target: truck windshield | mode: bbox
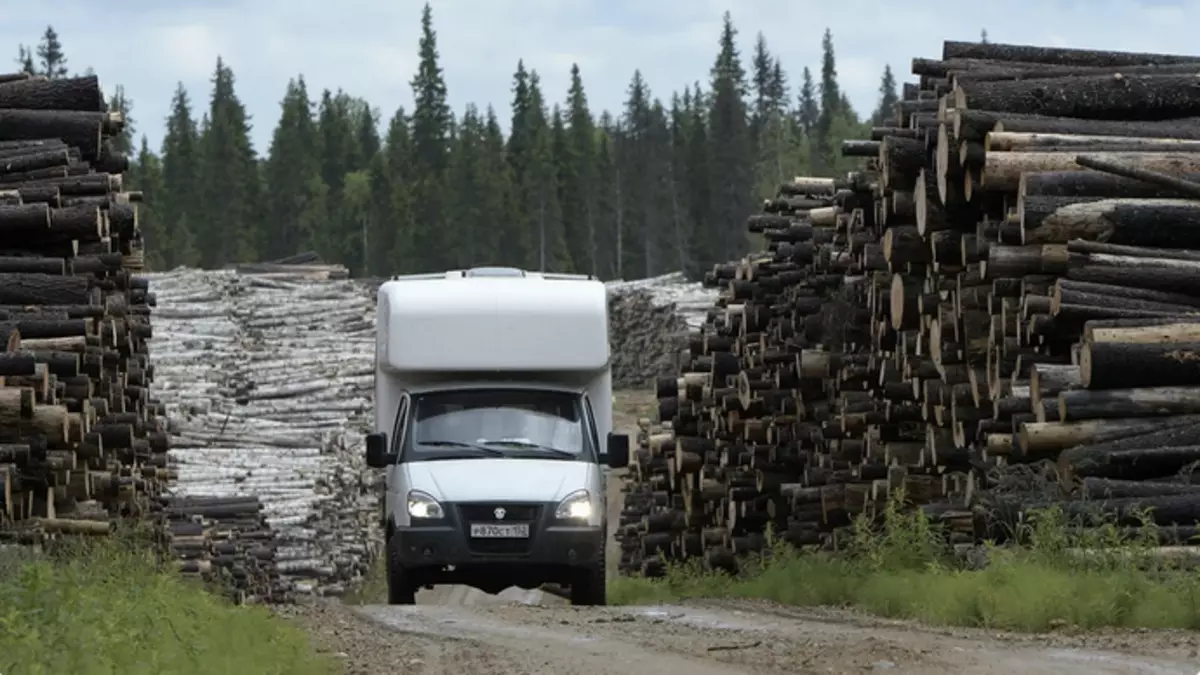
[404,389,591,461]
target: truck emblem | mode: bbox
[494,507,506,520]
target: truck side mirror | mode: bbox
[365,432,395,468]
[604,432,630,469]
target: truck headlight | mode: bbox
[555,490,593,521]
[406,490,445,520]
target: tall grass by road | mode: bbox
[610,499,1200,632]
[0,533,337,675]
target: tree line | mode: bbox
[17,11,901,281]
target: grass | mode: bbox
[608,497,1200,633]
[0,530,339,675]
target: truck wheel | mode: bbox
[386,533,416,605]
[569,562,607,606]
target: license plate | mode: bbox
[470,523,530,538]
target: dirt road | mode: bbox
[288,598,1198,675]
[288,390,1197,674]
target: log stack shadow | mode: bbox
[618,40,1200,576]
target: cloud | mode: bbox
[2,0,1199,154]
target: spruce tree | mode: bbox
[871,65,899,126]
[14,46,34,74]
[706,12,754,266]
[815,28,840,174]
[129,137,168,270]
[561,64,598,275]
[159,83,202,268]
[106,86,135,155]
[264,77,321,259]
[196,58,260,266]
[482,106,527,267]
[524,72,571,272]
[35,26,67,78]
[408,2,453,271]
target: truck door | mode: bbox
[581,393,606,517]
[384,393,411,526]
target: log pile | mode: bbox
[607,273,719,388]
[617,41,1200,576]
[0,72,174,544]
[149,267,381,599]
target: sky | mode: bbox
[1,0,1196,156]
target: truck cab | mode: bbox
[364,267,630,606]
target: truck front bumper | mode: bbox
[391,501,604,569]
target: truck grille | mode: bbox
[457,503,541,522]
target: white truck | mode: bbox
[365,266,631,606]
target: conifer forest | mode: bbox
[15,6,900,281]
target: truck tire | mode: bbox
[569,549,607,606]
[386,532,416,605]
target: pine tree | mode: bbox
[35,26,67,78]
[408,2,453,271]
[871,65,899,126]
[796,67,819,138]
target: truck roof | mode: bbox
[377,268,610,373]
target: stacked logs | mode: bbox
[618,40,1200,576]
[0,72,279,603]
[0,72,169,540]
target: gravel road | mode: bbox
[286,599,1199,675]
[283,390,1198,674]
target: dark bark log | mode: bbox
[1078,477,1200,499]
[980,243,1067,281]
[941,41,1200,67]
[1067,239,1200,263]
[0,273,92,305]
[1020,170,1200,199]
[953,61,1200,85]
[841,140,880,157]
[1059,387,1200,421]
[956,74,1200,121]
[1066,251,1200,296]
[879,136,925,191]
[996,116,1200,139]
[0,203,50,232]
[1081,341,1200,389]
[0,76,105,112]
[0,148,71,175]
[1023,197,1200,248]
[1058,278,1200,310]
[0,110,104,160]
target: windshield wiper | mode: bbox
[417,440,506,457]
[479,440,578,458]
